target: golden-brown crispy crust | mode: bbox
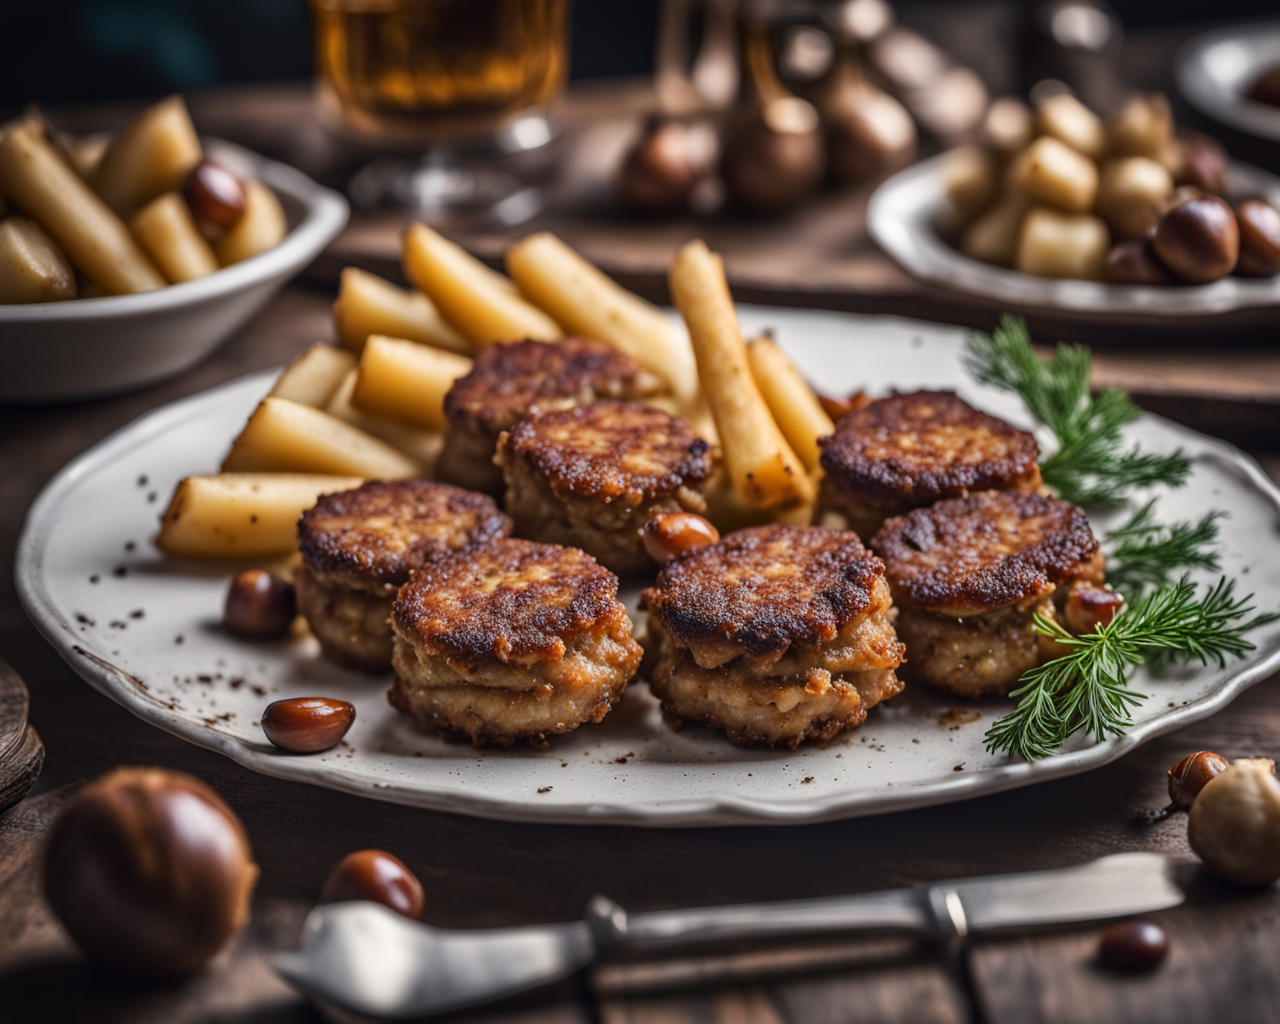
[642,525,888,657]
[392,538,624,668]
[443,338,666,436]
[499,400,713,503]
[870,490,1101,617]
[819,391,1041,507]
[297,480,511,591]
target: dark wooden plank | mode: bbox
[0,660,43,814]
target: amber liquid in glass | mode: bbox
[310,0,568,143]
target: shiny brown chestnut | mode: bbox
[1099,921,1169,971]
[43,767,258,977]
[1103,239,1175,285]
[225,569,296,638]
[1063,582,1125,635]
[1234,199,1280,277]
[1151,195,1239,284]
[1168,750,1229,809]
[261,697,355,753]
[616,120,700,216]
[182,159,247,240]
[322,849,425,919]
[643,511,721,564]
[1177,132,1227,196]
[720,97,824,215]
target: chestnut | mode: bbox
[1151,195,1239,284]
[1234,199,1280,277]
[182,159,247,240]
[43,767,258,977]
[224,569,296,639]
[616,119,700,217]
[1176,133,1227,197]
[824,84,916,185]
[642,511,720,565]
[719,97,824,215]
[1099,921,1169,971]
[1167,750,1229,809]
[1246,66,1280,109]
[1063,582,1124,634]
[1188,758,1280,885]
[1104,239,1175,285]
[322,849,424,919]
[262,697,355,753]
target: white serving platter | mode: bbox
[1178,21,1280,144]
[16,307,1280,827]
[867,153,1280,316]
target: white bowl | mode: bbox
[0,139,349,403]
[1177,21,1280,144]
[867,152,1280,317]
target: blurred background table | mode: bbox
[3,7,1280,1024]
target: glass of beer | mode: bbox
[309,0,570,223]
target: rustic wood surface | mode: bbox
[0,283,1278,1024]
[0,660,43,815]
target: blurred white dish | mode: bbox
[0,139,348,404]
[16,307,1280,827]
[867,153,1280,316]
[1178,21,1280,144]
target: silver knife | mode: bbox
[272,852,1182,1021]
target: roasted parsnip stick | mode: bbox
[745,334,834,473]
[333,266,471,354]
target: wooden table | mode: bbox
[5,19,1280,1021]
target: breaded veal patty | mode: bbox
[870,489,1104,698]
[642,525,905,749]
[437,338,666,494]
[816,391,1042,539]
[497,400,714,576]
[295,480,511,672]
[389,538,642,749]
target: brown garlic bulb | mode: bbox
[616,119,701,216]
[720,97,824,215]
[1188,758,1280,885]
[1168,750,1229,808]
[43,768,258,977]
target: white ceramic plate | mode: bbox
[867,154,1280,316]
[0,139,349,404]
[16,308,1280,827]
[1178,21,1280,143]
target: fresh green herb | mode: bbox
[963,316,1190,504]
[1104,500,1224,603]
[984,577,1278,761]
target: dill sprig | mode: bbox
[984,577,1279,761]
[1104,500,1224,603]
[963,316,1191,505]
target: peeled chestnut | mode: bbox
[1151,195,1239,284]
[1104,239,1175,285]
[43,767,258,977]
[643,511,720,564]
[262,697,356,753]
[225,569,296,639]
[182,159,247,240]
[1188,758,1280,885]
[1168,750,1229,809]
[322,849,424,919]
[1234,199,1280,277]
[1177,133,1228,196]
[616,119,700,216]
[720,97,824,215]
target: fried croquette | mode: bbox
[389,538,642,748]
[642,525,905,749]
[816,391,1043,539]
[295,480,511,671]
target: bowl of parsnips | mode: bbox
[0,97,348,403]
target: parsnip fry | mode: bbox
[269,344,358,407]
[402,223,562,346]
[746,334,834,473]
[156,473,362,558]
[0,122,165,294]
[350,334,472,431]
[214,180,287,266]
[505,232,697,401]
[222,397,423,478]
[668,240,813,509]
[90,95,203,216]
[327,369,445,468]
[333,267,471,354]
[0,216,76,303]
[129,192,218,283]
